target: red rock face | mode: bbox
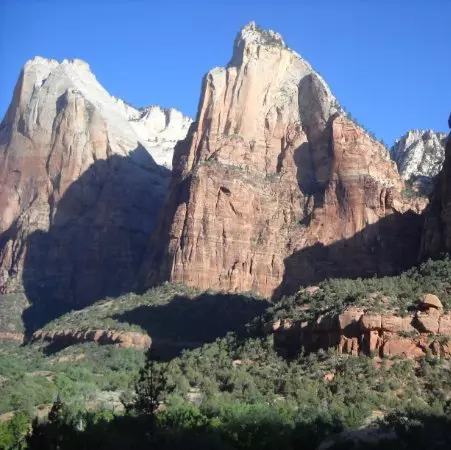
[0,58,170,329]
[271,303,451,359]
[31,328,151,349]
[141,23,425,297]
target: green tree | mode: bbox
[0,412,30,450]
[133,349,171,420]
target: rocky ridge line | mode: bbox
[31,328,151,349]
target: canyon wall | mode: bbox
[271,295,451,359]
[141,22,425,298]
[0,57,190,329]
[421,133,451,256]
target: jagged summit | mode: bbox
[2,56,192,168]
[391,129,447,193]
[229,21,293,67]
[236,21,286,49]
[141,21,425,297]
[0,55,191,318]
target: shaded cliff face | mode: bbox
[391,130,447,195]
[421,133,451,256]
[141,22,425,297]
[0,57,189,329]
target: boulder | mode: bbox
[415,309,440,334]
[420,294,443,310]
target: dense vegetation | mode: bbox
[40,283,267,344]
[4,346,451,449]
[2,258,451,448]
[0,342,145,416]
[256,257,451,330]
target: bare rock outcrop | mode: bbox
[0,57,190,326]
[141,22,425,297]
[271,296,451,359]
[0,332,25,343]
[31,328,151,349]
[391,130,447,195]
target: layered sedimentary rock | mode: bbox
[31,328,151,349]
[391,130,447,194]
[271,294,451,359]
[421,132,451,256]
[142,22,425,297]
[0,57,190,327]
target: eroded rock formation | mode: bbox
[142,22,425,297]
[0,57,190,327]
[271,295,451,359]
[31,328,151,349]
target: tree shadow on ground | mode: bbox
[111,291,270,360]
[28,403,451,450]
[16,145,170,336]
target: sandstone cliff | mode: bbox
[391,130,446,194]
[31,328,151,350]
[0,57,190,329]
[141,22,425,297]
[421,132,451,256]
[271,294,451,359]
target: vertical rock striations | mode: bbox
[0,57,190,327]
[141,22,425,298]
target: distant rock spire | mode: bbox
[448,112,451,129]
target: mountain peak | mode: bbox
[391,129,447,193]
[23,56,92,78]
[230,22,287,66]
[238,21,286,48]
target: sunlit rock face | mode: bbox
[112,97,192,168]
[141,22,425,298]
[391,130,447,194]
[0,56,190,326]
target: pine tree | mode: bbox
[133,349,170,420]
[48,394,64,424]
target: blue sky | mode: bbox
[1,0,450,145]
